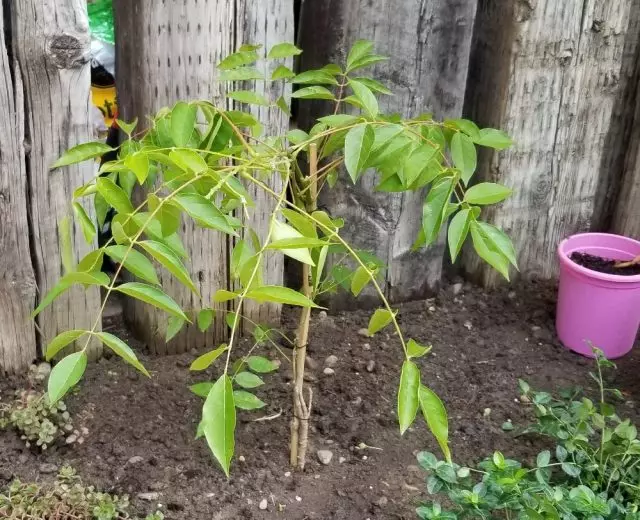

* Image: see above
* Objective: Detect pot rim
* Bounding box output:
[558,232,640,284]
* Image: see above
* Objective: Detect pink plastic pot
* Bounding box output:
[556,233,640,358]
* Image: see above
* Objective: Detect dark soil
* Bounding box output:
[570,251,640,276]
[2,281,639,519]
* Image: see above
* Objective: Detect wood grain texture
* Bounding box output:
[0,6,37,374]
[237,0,293,331]
[13,0,102,358]
[298,0,477,305]
[114,0,293,352]
[463,0,640,285]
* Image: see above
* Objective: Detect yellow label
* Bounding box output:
[91,84,117,126]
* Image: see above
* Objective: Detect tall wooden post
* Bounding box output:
[463,0,640,285]
[12,0,102,359]
[298,0,478,304]
[0,6,37,374]
[114,0,293,353]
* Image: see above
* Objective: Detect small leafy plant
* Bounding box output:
[39,40,516,474]
[416,350,640,520]
[0,466,163,519]
[0,389,75,450]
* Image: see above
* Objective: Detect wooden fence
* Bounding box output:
[1,0,639,374]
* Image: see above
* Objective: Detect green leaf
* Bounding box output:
[348,54,388,72]
[272,65,295,80]
[246,285,319,308]
[124,152,150,184]
[346,40,374,72]
[272,220,315,265]
[537,450,551,467]
[286,129,310,145]
[190,382,213,398]
[96,332,150,377]
[116,117,138,136]
[291,86,336,100]
[59,217,73,274]
[96,177,134,215]
[234,372,264,389]
[170,101,197,147]
[476,128,513,150]
[561,462,581,477]
[268,42,302,59]
[292,69,339,85]
[447,118,480,140]
[72,202,96,244]
[190,344,228,371]
[32,271,110,318]
[166,316,185,342]
[198,308,215,332]
[267,237,328,249]
[77,250,103,272]
[233,390,266,410]
[344,125,374,182]
[477,222,518,268]
[95,193,109,228]
[116,282,188,320]
[247,356,278,373]
[407,339,431,359]
[168,148,208,173]
[419,385,451,462]
[464,183,512,205]
[138,240,198,294]
[282,209,317,238]
[352,77,392,95]
[45,330,86,361]
[202,375,235,477]
[175,193,237,235]
[227,90,270,106]
[52,142,114,169]
[402,145,438,187]
[350,265,372,297]
[398,360,420,435]
[318,114,360,127]
[275,95,291,116]
[470,222,511,281]
[447,208,471,263]
[218,49,258,70]
[48,351,87,403]
[367,308,394,335]
[104,245,160,285]
[450,133,477,185]
[219,66,264,81]
[349,80,378,117]
[422,177,454,247]
[213,289,239,303]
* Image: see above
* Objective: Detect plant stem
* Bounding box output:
[290,143,318,470]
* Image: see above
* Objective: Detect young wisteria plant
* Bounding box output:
[39,41,517,475]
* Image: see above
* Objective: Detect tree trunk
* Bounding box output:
[0,5,37,374]
[463,0,640,285]
[114,0,293,353]
[297,0,477,306]
[13,0,102,358]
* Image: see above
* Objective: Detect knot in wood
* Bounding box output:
[46,33,90,69]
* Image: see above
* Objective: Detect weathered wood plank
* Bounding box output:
[0,6,37,374]
[298,0,477,305]
[463,0,640,285]
[237,0,293,330]
[114,0,293,352]
[13,0,102,358]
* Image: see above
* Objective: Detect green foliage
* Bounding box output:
[416,350,640,520]
[0,389,74,450]
[0,466,162,519]
[44,40,516,474]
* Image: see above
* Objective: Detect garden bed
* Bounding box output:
[1,280,639,519]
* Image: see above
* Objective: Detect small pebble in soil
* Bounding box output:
[296,496,302,502]
[284,471,291,477]
[305,356,319,370]
[39,463,57,474]
[317,450,333,465]
[363,343,371,350]
[239,455,246,462]
[452,282,463,296]
[324,354,338,368]
[127,456,144,465]
[357,328,370,337]
[259,498,268,510]
[376,496,388,507]
[339,457,346,463]
[318,310,328,320]
[366,360,376,372]
[483,407,491,417]
[428,306,436,312]
[137,492,160,501]
[464,320,473,330]
[323,367,335,376]
[362,455,368,461]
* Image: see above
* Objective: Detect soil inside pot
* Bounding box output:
[570,252,640,276]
